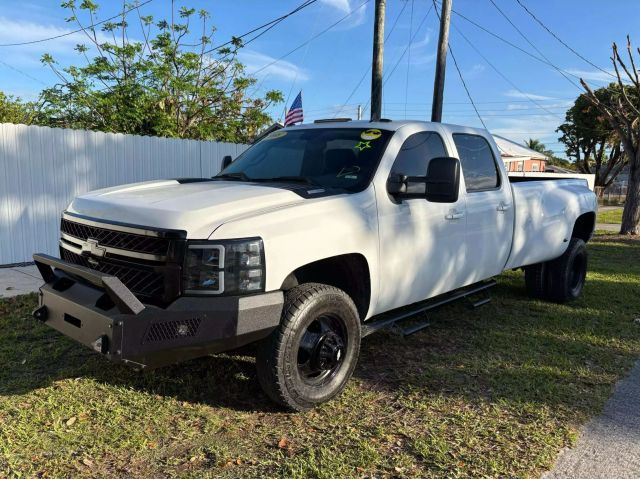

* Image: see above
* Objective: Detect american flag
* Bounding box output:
[284,91,303,127]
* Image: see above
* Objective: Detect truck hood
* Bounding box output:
[67,180,306,238]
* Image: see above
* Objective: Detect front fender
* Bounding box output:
[209,187,380,318]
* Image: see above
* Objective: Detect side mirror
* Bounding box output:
[387,157,460,203]
[221,155,233,169]
[425,157,460,203]
[387,173,408,195]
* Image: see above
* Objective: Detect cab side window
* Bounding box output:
[452,134,500,192]
[390,132,447,194]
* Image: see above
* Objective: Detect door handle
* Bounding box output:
[497,202,512,212]
[445,211,465,220]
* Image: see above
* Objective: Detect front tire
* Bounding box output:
[256,283,361,411]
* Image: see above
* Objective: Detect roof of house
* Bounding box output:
[492,134,547,162]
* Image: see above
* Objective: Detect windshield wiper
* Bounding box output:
[253,176,321,186]
[214,172,251,181]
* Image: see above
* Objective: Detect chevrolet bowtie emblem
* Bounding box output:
[81,238,106,258]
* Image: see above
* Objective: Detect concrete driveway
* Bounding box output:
[544,362,640,479]
[0,265,42,298]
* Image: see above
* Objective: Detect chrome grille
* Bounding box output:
[61,218,170,256]
[58,213,186,304]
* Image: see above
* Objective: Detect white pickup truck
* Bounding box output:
[32,120,597,411]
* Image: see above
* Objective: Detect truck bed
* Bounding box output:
[508,172,595,191]
[504,177,597,270]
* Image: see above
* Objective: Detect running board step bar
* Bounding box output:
[361,280,497,337]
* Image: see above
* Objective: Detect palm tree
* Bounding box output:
[524,138,546,154]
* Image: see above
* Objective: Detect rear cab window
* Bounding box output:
[452,133,501,192]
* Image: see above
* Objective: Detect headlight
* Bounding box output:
[183,238,265,295]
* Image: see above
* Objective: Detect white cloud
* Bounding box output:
[564,68,617,83]
[393,30,436,67]
[466,64,485,77]
[487,114,563,145]
[239,50,309,82]
[412,30,433,50]
[0,16,115,68]
[504,90,560,101]
[318,0,368,29]
[505,101,572,111]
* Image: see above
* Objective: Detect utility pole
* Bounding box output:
[370,0,386,121]
[431,0,452,122]
[357,104,362,120]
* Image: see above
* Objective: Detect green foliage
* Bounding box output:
[0,92,36,125]
[557,87,627,187]
[36,2,283,142]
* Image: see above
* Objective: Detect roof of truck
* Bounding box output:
[284,119,489,135]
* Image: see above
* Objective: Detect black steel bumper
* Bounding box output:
[32,253,283,369]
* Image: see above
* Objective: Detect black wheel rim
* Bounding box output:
[297,314,348,386]
[569,252,586,294]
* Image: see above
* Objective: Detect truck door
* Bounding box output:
[451,133,515,284]
[375,130,468,313]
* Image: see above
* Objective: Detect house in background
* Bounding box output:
[493,134,547,172]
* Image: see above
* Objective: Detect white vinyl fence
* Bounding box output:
[0,123,248,265]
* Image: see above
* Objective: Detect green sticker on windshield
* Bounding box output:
[265,130,287,140]
[355,140,371,152]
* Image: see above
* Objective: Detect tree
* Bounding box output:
[524,138,575,170]
[37,1,283,143]
[557,89,626,191]
[581,36,640,235]
[524,138,545,153]
[0,92,36,124]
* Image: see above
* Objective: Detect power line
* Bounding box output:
[383,110,565,117]
[204,0,319,54]
[374,3,435,110]
[0,59,47,86]
[404,0,415,119]
[250,0,372,78]
[382,98,574,104]
[0,0,155,47]
[439,2,585,88]
[513,0,615,79]
[363,1,433,116]
[486,0,580,90]
[449,44,488,127]
[280,2,324,121]
[451,19,564,119]
[334,0,411,118]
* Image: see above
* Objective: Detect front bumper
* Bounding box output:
[32,254,283,369]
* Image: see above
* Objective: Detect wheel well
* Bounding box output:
[572,212,596,242]
[281,254,371,320]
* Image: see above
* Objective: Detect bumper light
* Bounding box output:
[183,239,265,295]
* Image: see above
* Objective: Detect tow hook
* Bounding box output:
[91,335,109,354]
[32,306,48,322]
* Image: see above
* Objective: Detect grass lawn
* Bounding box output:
[598,208,623,224]
[1,233,640,478]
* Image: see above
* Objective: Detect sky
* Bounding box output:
[0,0,638,157]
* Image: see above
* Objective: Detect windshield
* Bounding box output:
[218,127,393,192]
